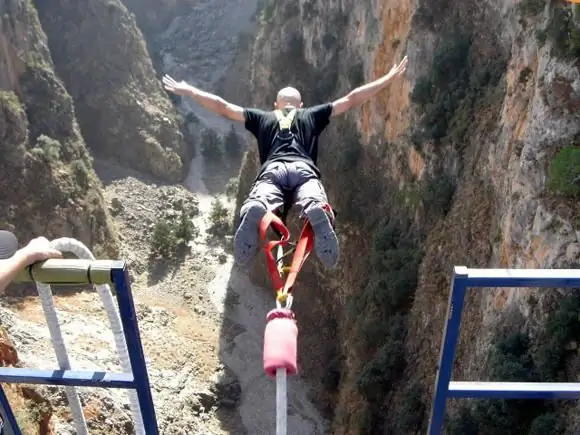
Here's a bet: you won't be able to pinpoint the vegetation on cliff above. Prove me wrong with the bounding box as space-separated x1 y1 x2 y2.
410 24 506 150
548 145 580 198
242 0 580 433
0 2 118 258
448 292 580 434
32 0 192 182
348 217 424 432
0 0 123 431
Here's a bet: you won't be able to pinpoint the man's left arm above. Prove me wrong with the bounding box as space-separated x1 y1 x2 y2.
331 55 408 117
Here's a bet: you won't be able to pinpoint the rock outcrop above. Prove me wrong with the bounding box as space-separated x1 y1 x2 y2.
0 326 54 434
32 0 191 182
0 2 119 431
119 0 194 36
238 0 580 433
0 0 118 258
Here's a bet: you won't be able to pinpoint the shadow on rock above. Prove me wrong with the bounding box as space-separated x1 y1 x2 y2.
146 245 191 287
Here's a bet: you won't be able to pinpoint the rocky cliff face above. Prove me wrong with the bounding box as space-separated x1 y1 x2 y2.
1 0 281 432
0 0 118 258
32 0 191 182
0 0 120 430
239 0 580 433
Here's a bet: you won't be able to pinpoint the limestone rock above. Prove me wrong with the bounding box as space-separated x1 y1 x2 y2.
33 0 191 182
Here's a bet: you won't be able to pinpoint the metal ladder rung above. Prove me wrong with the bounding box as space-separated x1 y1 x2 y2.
448 381 580 399
0 367 134 388
427 267 580 434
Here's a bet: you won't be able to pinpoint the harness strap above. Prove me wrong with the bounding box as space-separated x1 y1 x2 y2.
259 211 314 297
259 203 335 301
274 109 297 130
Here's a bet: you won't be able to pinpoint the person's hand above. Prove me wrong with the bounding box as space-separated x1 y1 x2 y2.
386 55 408 80
162 75 192 96
14 237 62 266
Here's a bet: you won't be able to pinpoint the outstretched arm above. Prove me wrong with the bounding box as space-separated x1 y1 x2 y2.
331 56 408 117
162 75 245 122
0 237 62 294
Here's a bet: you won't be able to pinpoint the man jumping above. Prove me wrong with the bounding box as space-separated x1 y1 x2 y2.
162 55 408 269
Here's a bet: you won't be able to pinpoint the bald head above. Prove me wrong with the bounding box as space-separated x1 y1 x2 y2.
275 86 303 109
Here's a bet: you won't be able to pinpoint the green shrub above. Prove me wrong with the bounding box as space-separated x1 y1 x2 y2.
70 159 90 190
393 381 427 433
174 209 197 242
150 220 178 258
411 27 506 146
542 5 580 60
32 134 62 162
447 406 479 435
200 129 224 162
224 125 243 161
448 332 537 434
491 332 538 380
351 218 424 431
535 292 580 380
337 123 362 171
422 174 456 216
356 322 406 402
322 31 337 50
348 61 365 86
529 412 566 434
207 198 231 238
547 146 580 197
517 0 546 17
257 0 276 23
303 0 316 20
323 353 342 392
518 67 533 84
411 30 471 142
447 327 569 434
168 93 181 105
150 208 199 258
287 33 305 59
185 112 199 125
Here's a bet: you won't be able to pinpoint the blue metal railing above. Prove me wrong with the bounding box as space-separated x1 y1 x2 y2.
428 266 580 434
0 260 158 434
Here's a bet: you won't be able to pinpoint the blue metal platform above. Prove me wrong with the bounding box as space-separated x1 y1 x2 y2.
427 266 580 434
0 264 158 434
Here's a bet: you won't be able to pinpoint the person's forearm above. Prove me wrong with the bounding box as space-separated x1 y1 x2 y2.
184 85 227 115
0 254 27 294
348 73 393 105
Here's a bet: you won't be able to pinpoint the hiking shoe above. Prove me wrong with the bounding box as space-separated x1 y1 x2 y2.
234 203 267 266
305 205 339 269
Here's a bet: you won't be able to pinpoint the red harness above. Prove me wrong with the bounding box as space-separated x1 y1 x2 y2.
259 204 334 301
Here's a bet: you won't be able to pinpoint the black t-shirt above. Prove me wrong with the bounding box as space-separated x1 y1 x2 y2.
243 103 333 177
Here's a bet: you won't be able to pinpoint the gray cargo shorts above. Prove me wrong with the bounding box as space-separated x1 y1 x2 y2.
239 160 329 219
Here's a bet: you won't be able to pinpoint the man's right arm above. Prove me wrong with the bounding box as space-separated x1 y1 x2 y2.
183 86 245 122
162 75 245 122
